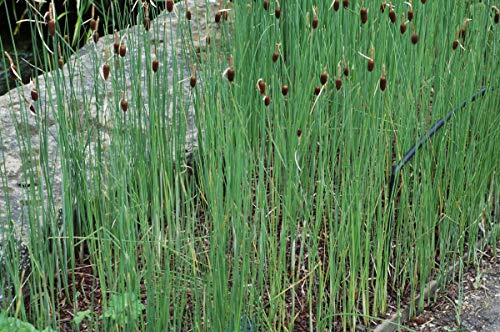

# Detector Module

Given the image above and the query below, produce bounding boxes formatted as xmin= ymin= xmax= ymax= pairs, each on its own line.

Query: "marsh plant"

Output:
xmin=1 ymin=0 xmax=499 ymax=331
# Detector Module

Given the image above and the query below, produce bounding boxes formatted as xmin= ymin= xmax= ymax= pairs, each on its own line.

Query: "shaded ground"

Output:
xmin=404 ymin=241 xmax=500 ymax=332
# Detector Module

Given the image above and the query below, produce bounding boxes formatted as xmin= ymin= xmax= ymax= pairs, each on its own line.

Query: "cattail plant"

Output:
xmin=166 ymin=0 xmax=174 ymax=12
xmin=93 ymin=18 xmax=100 ymax=43
xmin=452 ymin=29 xmax=460 ymax=50
xmin=31 ymin=86 xmax=39 ymax=102
xmin=380 ymin=64 xmax=387 ymax=91
xmin=143 ymin=3 xmax=151 ymax=30
xmin=494 ymin=6 xmax=500 ymax=24
xmin=314 ymin=86 xmax=321 ymax=95
xmin=263 ymin=0 xmax=270 ymax=11
xmin=312 ymin=6 xmax=319 ymax=29
xmin=331 ymin=0 xmax=340 ymax=12
xmin=460 ymin=19 xmax=471 ymax=42
xmin=360 ymin=6 xmax=368 ymax=25
xmin=89 ymin=5 xmax=97 ymax=30
xmin=359 ymin=49 xmax=375 ymax=72
xmin=190 ymin=64 xmax=197 ymax=88
xmin=272 ymin=43 xmax=281 ymax=63
xmin=335 ymin=63 xmax=342 ymax=90
xmin=257 ymin=79 xmax=266 ymax=95
xmin=411 ymin=24 xmax=419 ymax=44
xmin=224 ymin=56 xmax=235 ymax=82
xmin=264 ymin=95 xmax=271 ymax=106
xmin=320 ymin=67 xmax=328 ymax=86
xmin=421 ymin=0 xmax=426 ymax=4
xmin=275 ymin=0 xmax=281 ymax=19
xmin=407 ymin=1 xmax=413 ymax=21
xmin=185 ymin=0 xmax=192 ymax=20
xmin=113 ymin=30 xmax=120 ymax=54
xmin=119 ymin=44 xmax=127 ymax=57
xmin=389 ymin=4 xmax=396 ymax=23
xmin=400 ymin=14 xmax=407 ymax=34
xmin=120 ymin=91 xmax=128 ymax=112
xmin=380 ymin=1 xmax=387 ymax=13
xmin=152 ymin=58 xmax=159 ymax=72
xmin=47 ymin=1 xmax=56 ymax=37
xmin=4 ymin=51 xmax=21 ymax=81
xmin=343 ymin=0 xmax=348 ymax=8
xmin=102 ymin=49 xmax=110 ymax=80
xmin=57 ymin=45 xmax=63 ymax=69
xmin=282 ymin=84 xmax=289 ymax=96
xmin=342 ymin=55 xmax=349 ymax=76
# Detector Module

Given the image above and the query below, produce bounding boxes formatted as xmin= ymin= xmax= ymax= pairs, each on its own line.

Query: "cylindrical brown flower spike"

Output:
xmin=333 ymin=0 xmax=340 ymax=12
xmin=121 ymin=92 xmax=128 ymax=112
xmin=343 ymin=0 xmax=348 ymax=8
xmin=93 ymin=30 xmax=100 ymax=43
xmin=368 ymin=58 xmax=374 ymax=72
xmin=119 ymin=44 xmax=127 ymax=57
xmin=452 ymin=39 xmax=459 ymax=50
xmin=312 ymin=6 xmax=319 ymax=29
xmin=113 ymin=30 xmax=120 ymax=54
xmin=152 ymin=59 xmax=159 ymax=72
xmin=264 ymin=95 xmax=271 ymax=106
xmin=314 ymin=86 xmax=321 ymax=95
xmin=48 ymin=2 xmax=56 ymax=37
xmin=275 ymin=0 xmax=281 ymax=19
xmin=400 ymin=14 xmax=407 ymax=34
xmin=380 ymin=1 xmax=387 ymax=13
xmin=389 ymin=7 xmax=396 ymax=23
xmin=57 ymin=45 xmax=63 ymax=69
xmin=103 ymin=63 xmax=110 ymax=80
xmin=190 ymin=64 xmax=197 ymax=88
xmin=272 ymin=43 xmax=280 ymax=63
xmin=90 ymin=5 xmax=96 ymax=30
xmin=31 ymin=88 xmax=39 ymax=101
xmin=335 ymin=64 xmax=342 ymax=90
xmin=320 ymin=68 xmax=328 ymax=86
xmin=282 ymin=84 xmax=289 ymax=96
xmin=460 ymin=19 xmax=471 ymax=42
xmin=166 ymin=0 xmax=174 ymax=12
xmin=215 ymin=11 xmax=221 ymax=23
xmin=407 ymin=7 xmax=413 ymax=21
xmin=494 ymin=6 xmax=500 ymax=24
xmin=257 ymin=79 xmax=266 ymax=94
xmin=380 ymin=65 xmax=387 ymax=91
xmin=361 ymin=7 xmax=368 ymax=24
xmin=226 ymin=56 xmax=235 ymax=82
xmin=263 ymin=0 xmax=270 ymax=11
xmin=411 ymin=25 xmax=418 ymax=44
xmin=186 ymin=10 xmax=192 ymax=20
xmin=421 ymin=0 xmax=426 ymax=4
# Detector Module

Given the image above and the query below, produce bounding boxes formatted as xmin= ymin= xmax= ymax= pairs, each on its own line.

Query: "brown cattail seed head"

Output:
xmin=215 ymin=11 xmax=221 ymax=23
xmin=400 ymin=17 xmax=407 ymax=34
xmin=272 ymin=52 xmax=279 ymax=62
xmin=361 ymin=8 xmax=368 ymax=24
xmin=119 ymin=44 xmax=127 ymax=57
xmin=186 ymin=10 xmax=192 ymax=21
xmin=282 ymin=85 xmax=289 ymax=96
xmin=227 ymin=68 xmax=235 ymax=82
xmin=166 ymin=0 xmax=174 ymax=12
xmin=297 ymin=129 xmax=302 ymax=137
xmin=190 ymin=76 xmax=197 ymax=88
xmin=452 ymin=39 xmax=459 ymax=50
xmin=408 ymin=9 xmax=413 ymax=21
xmin=58 ymin=58 xmax=63 ymax=69
xmin=48 ymin=19 xmax=56 ymax=37
xmin=343 ymin=67 xmax=349 ymax=77
xmin=103 ymin=63 xmax=110 ymax=80
xmin=90 ymin=18 xmax=97 ymax=31
xmin=314 ymin=86 xmax=321 ymax=95
xmin=333 ymin=0 xmax=340 ymax=12
xmin=258 ymin=79 xmax=266 ymax=94
xmin=263 ymin=0 xmax=270 ymax=11
xmin=368 ymin=58 xmax=374 ymax=72
xmin=495 ymin=8 xmax=500 ymax=24
xmin=380 ymin=2 xmax=387 ymax=13
xmin=264 ymin=95 xmax=271 ymax=106
xmin=93 ymin=31 xmax=99 ymax=43
xmin=335 ymin=78 xmax=342 ymax=90
xmin=64 ymin=34 xmax=69 ymax=43
xmin=312 ymin=17 xmax=319 ymax=29
xmin=320 ymin=70 xmax=328 ymax=85
xmin=31 ymin=88 xmax=39 ymax=101
xmin=275 ymin=4 xmax=281 ymax=19
xmin=29 ymin=104 xmax=36 ymax=114
xmin=121 ymin=92 xmax=128 ymax=112
xmin=114 ymin=42 xmax=120 ymax=54
xmin=380 ymin=65 xmax=387 ymax=91
xmin=421 ymin=0 xmax=426 ymax=4
xmin=152 ymin=59 xmax=159 ymax=72
xmin=206 ymin=36 xmax=211 ymax=44
xmin=389 ymin=8 xmax=396 ymax=23
xmin=411 ymin=32 xmax=419 ymax=44
xmin=343 ymin=0 xmax=348 ymax=8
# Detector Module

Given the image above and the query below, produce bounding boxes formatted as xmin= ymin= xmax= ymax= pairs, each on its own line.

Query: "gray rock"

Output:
xmin=0 ymin=0 xmax=220 ymax=302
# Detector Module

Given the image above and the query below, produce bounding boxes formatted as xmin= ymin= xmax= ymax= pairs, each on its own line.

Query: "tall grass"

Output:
xmin=1 ymin=0 xmax=498 ymax=331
